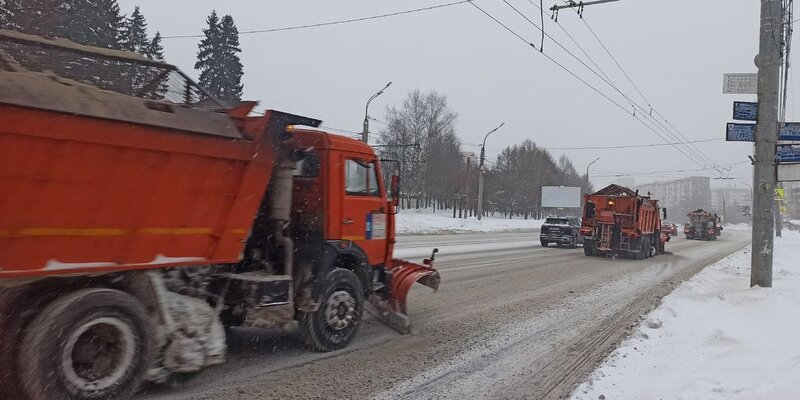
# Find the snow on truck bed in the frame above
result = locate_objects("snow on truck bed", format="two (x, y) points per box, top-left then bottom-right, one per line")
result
(572, 227), (800, 400)
(394, 210), (543, 235)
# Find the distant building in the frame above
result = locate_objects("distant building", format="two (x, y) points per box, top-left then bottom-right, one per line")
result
(710, 188), (752, 224)
(637, 177), (711, 223)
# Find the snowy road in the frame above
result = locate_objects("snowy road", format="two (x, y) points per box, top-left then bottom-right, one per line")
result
(137, 231), (749, 400)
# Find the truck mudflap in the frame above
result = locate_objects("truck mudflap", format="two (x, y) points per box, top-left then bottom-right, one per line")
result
(366, 259), (440, 335)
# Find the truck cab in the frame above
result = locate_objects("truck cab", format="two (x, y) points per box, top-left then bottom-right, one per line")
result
(289, 129), (396, 269)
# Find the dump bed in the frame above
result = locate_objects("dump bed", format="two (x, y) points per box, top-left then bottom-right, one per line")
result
(0, 65), (318, 279)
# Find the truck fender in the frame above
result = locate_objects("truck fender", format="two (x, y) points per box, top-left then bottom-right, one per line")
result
(305, 241), (372, 297)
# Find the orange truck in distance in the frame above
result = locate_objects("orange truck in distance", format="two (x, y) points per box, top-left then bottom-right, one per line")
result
(0, 30), (439, 400)
(579, 184), (670, 259)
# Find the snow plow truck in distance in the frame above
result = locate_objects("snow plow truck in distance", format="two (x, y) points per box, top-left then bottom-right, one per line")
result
(0, 30), (440, 400)
(579, 184), (670, 259)
(684, 209), (723, 240)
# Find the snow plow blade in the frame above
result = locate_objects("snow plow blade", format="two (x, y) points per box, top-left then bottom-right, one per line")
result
(367, 260), (440, 335)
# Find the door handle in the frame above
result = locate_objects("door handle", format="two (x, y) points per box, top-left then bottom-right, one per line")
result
(343, 218), (354, 225)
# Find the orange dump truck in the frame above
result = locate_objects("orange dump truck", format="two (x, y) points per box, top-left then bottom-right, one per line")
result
(0, 31), (439, 400)
(579, 184), (669, 259)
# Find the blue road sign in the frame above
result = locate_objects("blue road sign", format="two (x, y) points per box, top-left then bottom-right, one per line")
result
(733, 101), (758, 121)
(726, 123), (755, 142)
(778, 145), (800, 162)
(780, 122), (800, 141)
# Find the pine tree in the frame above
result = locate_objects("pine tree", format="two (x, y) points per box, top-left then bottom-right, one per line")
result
(121, 6), (148, 53)
(195, 11), (244, 101)
(217, 14), (243, 100)
(0, 0), (21, 29)
(4, 0), (62, 37)
(64, 0), (124, 49)
(145, 32), (164, 61)
(195, 10), (222, 97)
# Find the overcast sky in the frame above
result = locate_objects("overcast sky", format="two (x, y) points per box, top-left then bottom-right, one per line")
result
(117, 0), (773, 190)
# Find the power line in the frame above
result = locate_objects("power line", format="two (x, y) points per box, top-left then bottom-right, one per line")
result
(161, 0), (472, 39)
(592, 161), (750, 178)
(561, 1), (721, 170)
(541, 137), (722, 150)
(466, 137), (722, 150)
(504, 0), (712, 169)
(485, 1), (716, 170)
(529, 0), (720, 170)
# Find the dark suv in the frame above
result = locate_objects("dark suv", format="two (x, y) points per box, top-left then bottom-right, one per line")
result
(540, 217), (583, 248)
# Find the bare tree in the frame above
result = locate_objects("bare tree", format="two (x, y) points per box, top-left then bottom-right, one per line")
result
(378, 90), (461, 210)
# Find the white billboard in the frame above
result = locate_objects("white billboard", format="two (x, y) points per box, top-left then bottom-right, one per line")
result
(779, 163), (800, 182)
(541, 186), (581, 208)
(723, 73), (758, 94)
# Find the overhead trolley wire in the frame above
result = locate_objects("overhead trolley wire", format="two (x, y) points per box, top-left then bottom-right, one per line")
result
(477, 1), (716, 171)
(525, 0), (721, 171)
(162, 0), (473, 39)
(556, 0), (722, 170)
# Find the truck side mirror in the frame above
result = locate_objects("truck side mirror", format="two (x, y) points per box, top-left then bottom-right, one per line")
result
(662, 208), (667, 220)
(390, 175), (400, 207)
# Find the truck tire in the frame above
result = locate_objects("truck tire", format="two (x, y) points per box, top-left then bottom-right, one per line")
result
(583, 239), (595, 256)
(18, 288), (154, 400)
(634, 239), (645, 260)
(300, 268), (364, 352)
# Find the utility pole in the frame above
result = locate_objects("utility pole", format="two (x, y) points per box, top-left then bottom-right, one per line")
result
(362, 81), (392, 143)
(776, 1), (793, 238)
(477, 123), (505, 221)
(465, 156), (472, 219)
(751, 0), (783, 288)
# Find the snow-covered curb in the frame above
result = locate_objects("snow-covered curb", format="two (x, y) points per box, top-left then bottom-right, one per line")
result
(394, 210), (543, 235)
(572, 228), (800, 400)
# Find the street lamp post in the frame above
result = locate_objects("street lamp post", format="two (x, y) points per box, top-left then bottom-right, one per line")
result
(477, 122), (505, 221)
(585, 157), (600, 187)
(362, 82), (392, 143)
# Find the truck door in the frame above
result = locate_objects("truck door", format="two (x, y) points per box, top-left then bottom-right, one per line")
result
(341, 156), (388, 265)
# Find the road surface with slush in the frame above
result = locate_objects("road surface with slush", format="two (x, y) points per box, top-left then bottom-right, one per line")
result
(138, 230), (750, 400)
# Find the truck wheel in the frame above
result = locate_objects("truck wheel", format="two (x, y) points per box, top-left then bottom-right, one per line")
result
(300, 268), (364, 352)
(583, 240), (595, 256)
(634, 240), (645, 260)
(18, 288), (154, 400)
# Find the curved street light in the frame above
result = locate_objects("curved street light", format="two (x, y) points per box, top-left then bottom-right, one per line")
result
(362, 81), (392, 143)
(585, 157), (600, 186)
(477, 122), (505, 221)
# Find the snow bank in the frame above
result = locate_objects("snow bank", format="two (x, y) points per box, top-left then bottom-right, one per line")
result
(724, 222), (753, 232)
(572, 231), (800, 400)
(394, 210), (543, 235)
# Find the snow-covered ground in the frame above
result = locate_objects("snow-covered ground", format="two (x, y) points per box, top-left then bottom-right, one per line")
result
(725, 222), (753, 232)
(394, 209), (543, 235)
(572, 227), (800, 400)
